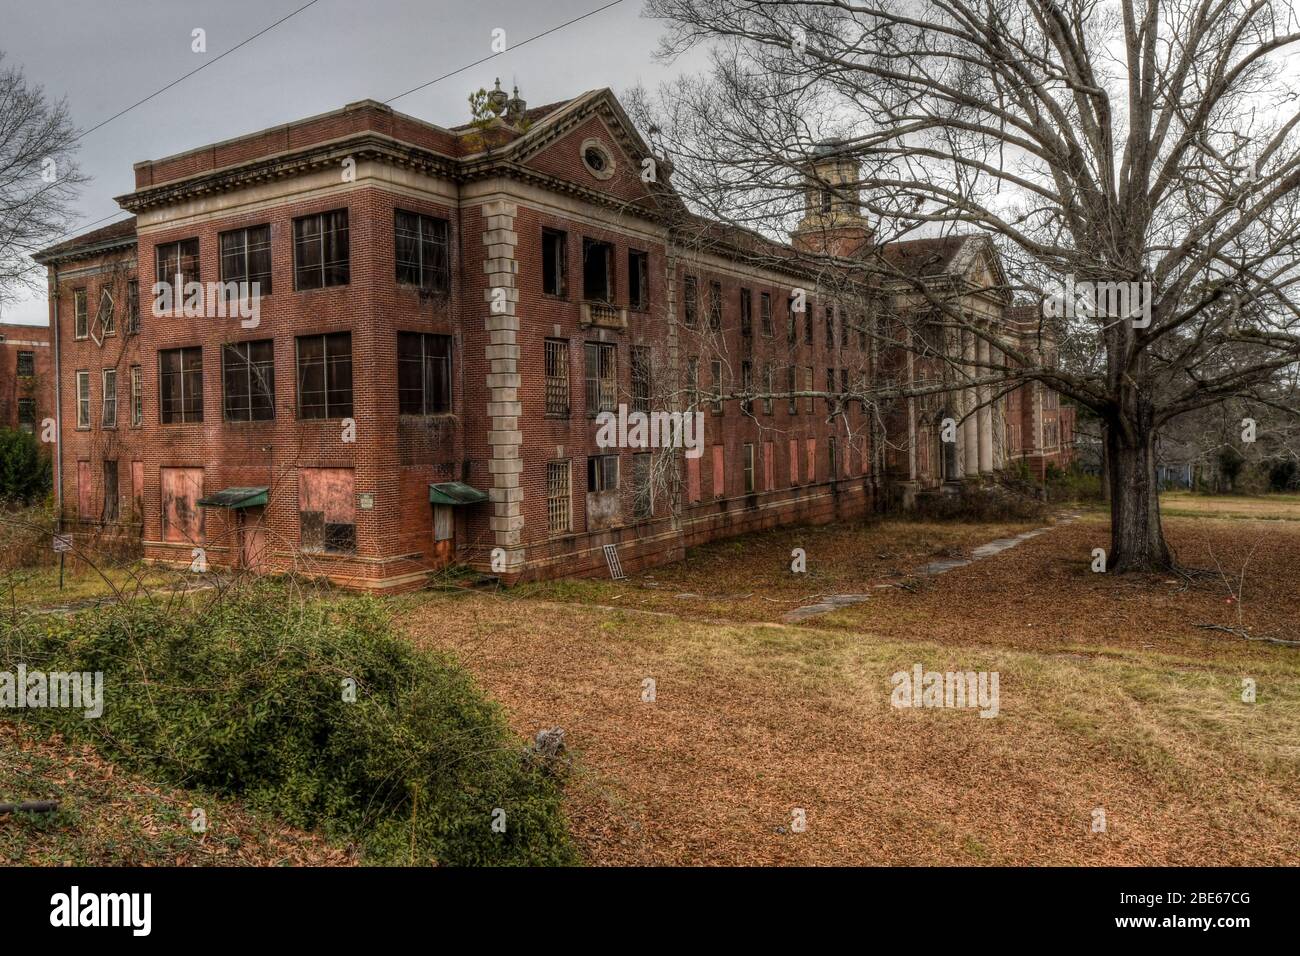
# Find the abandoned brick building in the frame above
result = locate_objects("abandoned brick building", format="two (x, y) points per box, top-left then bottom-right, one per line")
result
(0, 322), (52, 437)
(34, 85), (1073, 590)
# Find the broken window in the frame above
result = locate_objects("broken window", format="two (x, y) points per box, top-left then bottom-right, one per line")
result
(395, 210), (450, 293)
(160, 347), (204, 424)
(97, 289), (115, 337)
(582, 238), (614, 302)
(587, 454), (619, 493)
(297, 332), (352, 419)
(545, 339), (570, 417)
(397, 332), (451, 415)
(628, 249), (649, 310)
(298, 467), (356, 554)
(542, 229), (568, 296)
(293, 209), (350, 290)
(220, 224), (273, 295)
(584, 341), (616, 416)
(223, 340), (276, 422)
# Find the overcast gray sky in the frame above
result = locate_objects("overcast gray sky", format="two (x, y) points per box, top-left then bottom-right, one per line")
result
(1, 0), (691, 326)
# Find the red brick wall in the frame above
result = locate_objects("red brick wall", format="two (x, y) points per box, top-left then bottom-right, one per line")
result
(0, 322), (52, 434)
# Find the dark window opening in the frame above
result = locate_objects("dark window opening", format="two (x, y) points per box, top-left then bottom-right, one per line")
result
(629, 250), (649, 310)
(395, 210), (450, 293)
(397, 332), (452, 415)
(584, 341), (616, 416)
(16, 351), (34, 377)
(159, 347), (204, 424)
(587, 454), (619, 492)
(294, 209), (350, 290)
(542, 229), (568, 296)
(220, 225), (273, 296)
(296, 332), (353, 419)
(582, 238), (614, 303)
(222, 340), (276, 422)
(683, 274), (698, 326)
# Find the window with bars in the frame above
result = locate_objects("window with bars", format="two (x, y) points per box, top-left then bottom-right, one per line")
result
(395, 210), (450, 293)
(633, 453), (652, 519)
(683, 274), (698, 326)
(584, 342), (616, 416)
(101, 369), (117, 427)
(160, 347), (204, 424)
(708, 280), (722, 330)
(760, 292), (773, 337)
(547, 460), (571, 534)
(130, 366), (142, 427)
(296, 332), (352, 419)
(17, 399), (35, 433)
(710, 359), (723, 415)
(587, 454), (619, 492)
(740, 288), (753, 337)
(220, 224), (273, 295)
(545, 339), (570, 416)
(804, 366), (815, 413)
(16, 351), (33, 377)
(75, 371), (90, 428)
(74, 289), (88, 339)
(397, 332), (451, 415)
(223, 340), (276, 421)
(156, 239), (200, 300)
(294, 210), (350, 290)
(631, 346), (652, 413)
(542, 229), (568, 296)
(629, 249), (649, 310)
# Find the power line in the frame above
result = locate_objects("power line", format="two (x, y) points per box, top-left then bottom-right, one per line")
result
(384, 0), (626, 104)
(75, 0), (325, 142)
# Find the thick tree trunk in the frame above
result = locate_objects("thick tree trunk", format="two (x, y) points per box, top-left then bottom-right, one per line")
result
(1106, 418), (1172, 572)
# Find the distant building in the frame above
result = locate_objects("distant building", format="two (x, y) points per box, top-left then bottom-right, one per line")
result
(0, 322), (52, 436)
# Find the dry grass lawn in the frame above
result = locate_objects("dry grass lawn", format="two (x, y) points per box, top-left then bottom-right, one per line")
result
(401, 508), (1300, 866)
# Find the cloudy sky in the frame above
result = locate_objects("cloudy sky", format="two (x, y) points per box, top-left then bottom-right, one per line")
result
(1, 0), (695, 326)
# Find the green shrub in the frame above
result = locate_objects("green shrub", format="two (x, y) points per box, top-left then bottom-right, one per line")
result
(1, 583), (577, 866)
(0, 428), (50, 505)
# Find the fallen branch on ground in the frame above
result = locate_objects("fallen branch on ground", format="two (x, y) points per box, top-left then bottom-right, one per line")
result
(1192, 624), (1300, 647)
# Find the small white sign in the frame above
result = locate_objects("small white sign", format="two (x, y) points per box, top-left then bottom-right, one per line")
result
(52, 534), (73, 553)
(358, 493), (375, 510)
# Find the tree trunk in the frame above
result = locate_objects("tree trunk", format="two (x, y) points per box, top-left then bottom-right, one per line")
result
(1106, 417), (1172, 572)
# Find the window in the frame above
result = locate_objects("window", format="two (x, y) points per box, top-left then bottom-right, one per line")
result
(629, 250), (649, 310)
(74, 289), (88, 339)
(397, 332), (451, 415)
(102, 460), (119, 523)
(394, 211), (450, 293)
(584, 341), (616, 416)
(840, 368), (850, 409)
(160, 467), (204, 544)
(587, 454), (619, 492)
(631, 346), (652, 414)
(293, 209), (350, 290)
(127, 280), (140, 334)
(710, 359), (723, 414)
(16, 351), (34, 377)
(298, 467), (355, 554)
(829, 437), (837, 479)
(17, 399), (35, 433)
(740, 288), (753, 337)
(683, 275), (698, 327)
(686, 356), (699, 410)
(542, 229), (567, 296)
(97, 289), (115, 337)
(805, 305), (814, 344)
(804, 367), (814, 413)
(582, 238), (614, 302)
(545, 339), (570, 417)
(787, 366), (797, 415)
(77, 461), (92, 520)
(222, 340), (276, 422)
(297, 332), (353, 419)
(841, 311), (850, 348)
(75, 371), (90, 428)
(547, 460), (571, 534)
(220, 224), (273, 296)
(858, 319), (867, 351)
(708, 281), (722, 330)
(156, 239), (200, 297)
(160, 347), (204, 424)
(743, 443), (755, 493)
(741, 361), (753, 415)
(763, 364), (774, 415)
(787, 295), (798, 343)
(827, 368), (836, 412)
(712, 444), (725, 498)
(101, 369), (117, 427)
(760, 292), (773, 337)
(633, 453), (652, 519)
(130, 366), (142, 426)
(825, 306), (835, 347)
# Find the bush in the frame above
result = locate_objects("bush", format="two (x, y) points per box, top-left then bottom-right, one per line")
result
(1045, 464), (1104, 503)
(1, 583), (578, 866)
(0, 427), (50, 505)
(915, 483), (1048, 522)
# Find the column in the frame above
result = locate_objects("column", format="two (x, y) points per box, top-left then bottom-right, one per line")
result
(977, 335), (993, 474)
(962, 329), (979, 477)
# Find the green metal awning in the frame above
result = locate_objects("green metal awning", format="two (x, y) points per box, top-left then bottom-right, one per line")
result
(428, 482), (488, 506)
(198, 486), (269, 509)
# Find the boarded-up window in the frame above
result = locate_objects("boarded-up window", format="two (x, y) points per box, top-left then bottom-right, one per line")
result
(160, 467), (204, 544)
(299, 467), (355, 554)
(131, 461), (144, 519)
(77, 460), (92, 520)
(687, 454), (701, 503)
(712, 444), (724, 498)
(806, 438), (816, 484)
(828, 437), (837, 480)
(789, 439), (800, 486)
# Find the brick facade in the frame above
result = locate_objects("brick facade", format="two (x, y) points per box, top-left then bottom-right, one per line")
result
(0, 322), (52, 436)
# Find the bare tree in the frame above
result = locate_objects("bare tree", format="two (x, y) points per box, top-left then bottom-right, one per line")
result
(637, 0), (1300, 571)
(0, 52), (86, 308)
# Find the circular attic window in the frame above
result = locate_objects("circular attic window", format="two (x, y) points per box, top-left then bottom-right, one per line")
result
(581, 139), (615, 180)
